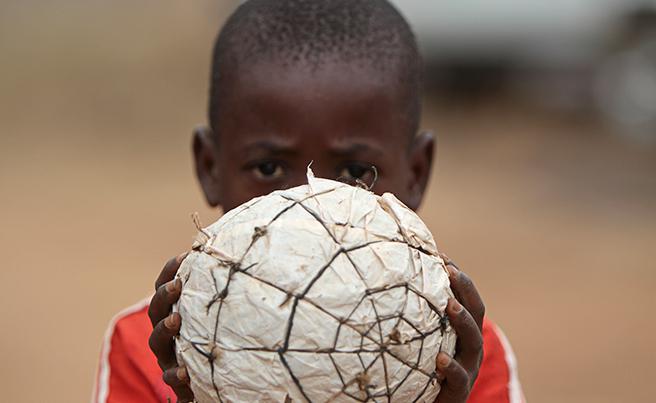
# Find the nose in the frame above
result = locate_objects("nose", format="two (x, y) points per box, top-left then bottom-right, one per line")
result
(289, 161), (334, 186)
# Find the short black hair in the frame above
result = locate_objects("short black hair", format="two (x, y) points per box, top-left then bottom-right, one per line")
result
(208, 0), (422, 135)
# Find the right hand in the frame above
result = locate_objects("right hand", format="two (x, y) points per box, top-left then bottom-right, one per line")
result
(148, 253), (195, 403)
(433, 257), (485, 403)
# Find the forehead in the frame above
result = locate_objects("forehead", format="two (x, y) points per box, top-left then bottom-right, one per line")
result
(215, 60), (412, 150)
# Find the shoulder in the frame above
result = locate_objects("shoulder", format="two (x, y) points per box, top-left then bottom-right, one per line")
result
(468, 318), (526, 403)
(92, 298), (171, 403)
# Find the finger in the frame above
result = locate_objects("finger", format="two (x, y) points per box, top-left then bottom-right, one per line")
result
(447, 298), (483, 378)
(155, 252), (188, 291)
(435, 352), (470, 403)
(446, 264), (485, 331)
(149, 278), (182, 327)
(162, 366), (195, 402)
(149, 313), (181, 370)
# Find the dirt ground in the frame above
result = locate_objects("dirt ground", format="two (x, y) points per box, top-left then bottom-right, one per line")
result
(1, 2), (655, 402)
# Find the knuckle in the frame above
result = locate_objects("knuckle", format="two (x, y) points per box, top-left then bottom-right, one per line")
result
(468, 351), (484, 386)
(155, 256), (178, 289)
(450, 309), (467, 327)
(458, 272), (473, 289)
(476, 352), (484, 371)
(453, 305), (471, 325)
(148, 332), (158, 354)
(148, 323), (170, 355)
(149, 294), (163, 315)
(165, 255), (178, 269)
(457, 305), (471, 320)
(478, 301), (486, 318)
(154, 282), (166, 300)
(470, 367), (480, 386)
(456, 367), (470, 389)
(149, 292), (163, 316)
(465, 372), (473, 388)
(160, 283), (171, 299)
(472, 331), (484, 351)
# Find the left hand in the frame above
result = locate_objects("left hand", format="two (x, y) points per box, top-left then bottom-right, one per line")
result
(148, 253), (195, 402)
(434, 256), (485, 403)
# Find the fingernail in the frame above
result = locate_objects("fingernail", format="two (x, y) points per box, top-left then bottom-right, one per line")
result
(176, 251), (189, 264)
(165, 278), (182, 294)
(450, 299), (463, 314)
(165, 280), (175, 293)
(176, 366), (189, 381)
(164, 313), (180, 330)
(437, 353), (451, 368)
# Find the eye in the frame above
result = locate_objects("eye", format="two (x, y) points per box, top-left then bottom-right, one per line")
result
(338, 163), (374, 181)
(251, 161), (285, 180)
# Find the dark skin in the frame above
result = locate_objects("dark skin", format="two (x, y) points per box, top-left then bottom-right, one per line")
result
(148, 60), (485, 403)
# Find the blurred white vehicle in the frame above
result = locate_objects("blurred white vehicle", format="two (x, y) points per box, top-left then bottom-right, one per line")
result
(392, 0), (656, 141)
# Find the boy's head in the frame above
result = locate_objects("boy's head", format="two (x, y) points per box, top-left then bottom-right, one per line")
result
(193, 0), (434, 212)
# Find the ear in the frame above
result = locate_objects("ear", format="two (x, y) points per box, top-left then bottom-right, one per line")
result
(192, 126), (222, 207)
(406, 131), (435, 211)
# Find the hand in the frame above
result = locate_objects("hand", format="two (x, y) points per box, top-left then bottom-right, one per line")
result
(147, 253), (195, 403)
(434, 256), (485, 403)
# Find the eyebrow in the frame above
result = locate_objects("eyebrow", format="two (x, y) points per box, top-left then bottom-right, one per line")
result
(328, 141), (384, 157)
(241, 139), (298, 155)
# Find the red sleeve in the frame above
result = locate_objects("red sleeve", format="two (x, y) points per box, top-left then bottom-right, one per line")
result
(92, 304), (523, 402)
(468, 318), (525, 403)
(92, 299), (174, 403)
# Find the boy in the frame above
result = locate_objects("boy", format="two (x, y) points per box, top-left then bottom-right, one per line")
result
(93, 1), (524, 402)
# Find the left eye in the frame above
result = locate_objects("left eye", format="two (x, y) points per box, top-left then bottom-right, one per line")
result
(339, 163), (372, 181)
(252, 161), (285, 180)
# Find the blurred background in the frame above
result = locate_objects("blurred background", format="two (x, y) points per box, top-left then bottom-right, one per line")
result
(0, 1), (654, 402)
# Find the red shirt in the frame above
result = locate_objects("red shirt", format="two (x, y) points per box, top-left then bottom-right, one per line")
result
(93, 298), (525, 402)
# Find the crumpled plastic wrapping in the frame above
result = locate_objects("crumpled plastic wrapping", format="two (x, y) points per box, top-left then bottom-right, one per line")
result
(175, 168), (457, 403)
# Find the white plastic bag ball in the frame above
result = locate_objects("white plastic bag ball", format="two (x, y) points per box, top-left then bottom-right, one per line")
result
(175, 169), (456, 403)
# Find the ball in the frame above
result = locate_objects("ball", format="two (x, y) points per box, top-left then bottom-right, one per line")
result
(175, 169), (456, 402)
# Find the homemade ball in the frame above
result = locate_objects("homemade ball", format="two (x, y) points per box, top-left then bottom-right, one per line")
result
(175, 169), (456, 403)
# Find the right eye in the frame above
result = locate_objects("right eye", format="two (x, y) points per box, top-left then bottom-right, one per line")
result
(251, 161), (285, 180)
(339, 163), (370, 181)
